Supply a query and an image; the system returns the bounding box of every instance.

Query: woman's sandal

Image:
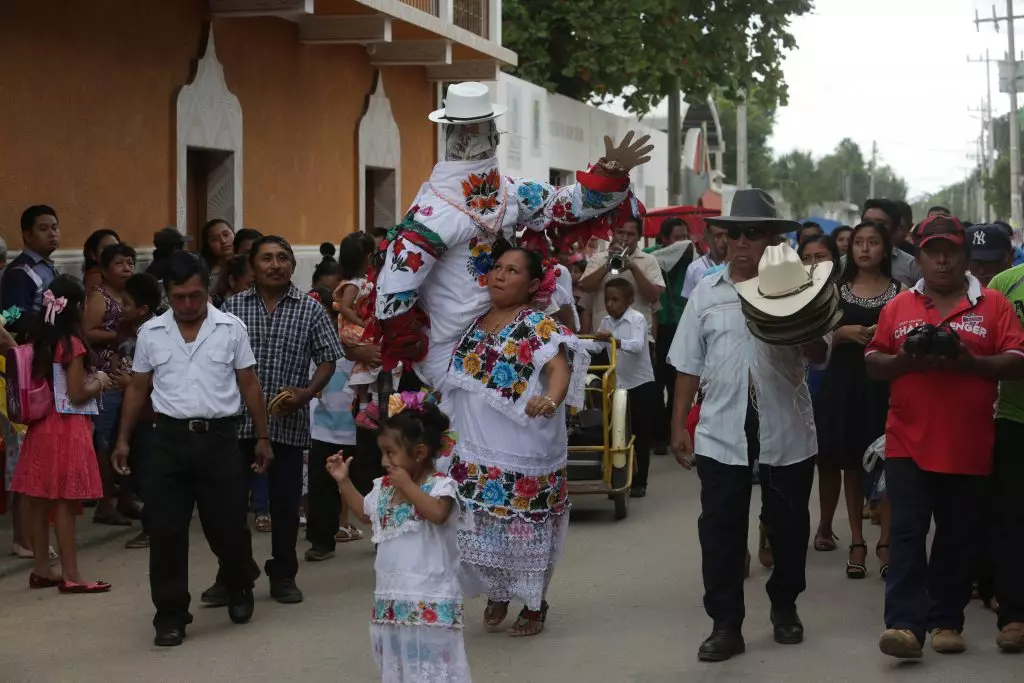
[334,526,364,543]
[814,531,839,552]
[58,579,112,594]
[484,600,509,630]
[509,601,549,637]
[876,543,890,580]
[846,543,868,579]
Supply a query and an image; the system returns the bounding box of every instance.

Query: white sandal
[334,526,364,543]
[11,544,57,560]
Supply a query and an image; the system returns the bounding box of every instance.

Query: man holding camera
[579,217,665,336]
[865,214,1024,659]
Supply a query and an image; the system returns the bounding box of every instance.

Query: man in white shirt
[682,222,728,299]
[113,252,273,647]
[583,278,658,497]
[579,217,665,337]
[668,189,828,662]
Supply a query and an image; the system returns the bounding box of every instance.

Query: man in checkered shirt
[203,235,343,606]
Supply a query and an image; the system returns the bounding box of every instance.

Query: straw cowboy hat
[745,290,843,346]
[735,243,834,319]
[706,188,802,233]
[428,81,508,124]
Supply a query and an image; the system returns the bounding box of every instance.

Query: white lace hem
[452,439,568,478]
[371,624,472,683]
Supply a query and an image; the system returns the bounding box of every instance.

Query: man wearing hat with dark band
[669,188,831,662]
[967,223,1014,287]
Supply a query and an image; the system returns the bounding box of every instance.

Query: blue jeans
[251,472,269,515]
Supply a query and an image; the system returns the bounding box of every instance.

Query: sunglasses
[726,225,770,241]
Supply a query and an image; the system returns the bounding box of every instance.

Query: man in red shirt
[865,214,1024,659]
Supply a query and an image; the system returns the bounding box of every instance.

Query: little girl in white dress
[327,391,473,683]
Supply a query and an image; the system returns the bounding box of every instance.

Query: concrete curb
[0,525,135,579]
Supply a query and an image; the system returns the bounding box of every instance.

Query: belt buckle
[188,419,210,434]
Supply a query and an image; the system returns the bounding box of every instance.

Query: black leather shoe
[201,582,228,607]
[270,578,304,604]
[153,614,193,647]
[228,588,255,624]
[697,628,746,662]
[771,607,804,644]
[630,486,647,498]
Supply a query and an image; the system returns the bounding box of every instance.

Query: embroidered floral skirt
[370,623,471,683]
[450,456,570,610]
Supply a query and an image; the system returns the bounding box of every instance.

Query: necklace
[481,306,525,335]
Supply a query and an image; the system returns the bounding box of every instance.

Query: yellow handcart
[566,337,635,519]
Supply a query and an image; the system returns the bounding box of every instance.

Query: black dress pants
[148,416,255,630]
[986,419,1024,629]
[695,401,815,629]
[306,439,353,552]
[653,323,677,444]
[628,381,660,488]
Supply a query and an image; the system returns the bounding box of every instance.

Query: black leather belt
[155,415,237,434]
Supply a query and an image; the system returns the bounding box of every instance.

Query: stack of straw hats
[735,243,840,346]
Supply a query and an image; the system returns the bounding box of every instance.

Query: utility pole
[977,2,1024,233]
[968,49,997,220]
[667,78,682,205]
[868,140,877,197]
[736,91,749,189]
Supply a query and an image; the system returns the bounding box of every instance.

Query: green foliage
[768,139,908,217]
[502,0,813,116]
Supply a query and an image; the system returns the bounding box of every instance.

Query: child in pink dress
[11,275,113,593]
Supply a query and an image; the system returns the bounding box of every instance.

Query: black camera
[902,324,960,358]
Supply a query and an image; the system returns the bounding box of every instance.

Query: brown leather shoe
[997,623,1024,653]
[930,628,966,654]
[879,629,922,659]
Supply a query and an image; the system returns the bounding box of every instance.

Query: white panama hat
[428,81,508,124]
[734,243,834,319]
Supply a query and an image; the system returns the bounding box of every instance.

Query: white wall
[488,74,671,209]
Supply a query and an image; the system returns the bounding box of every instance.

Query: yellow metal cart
[566,337,635,519]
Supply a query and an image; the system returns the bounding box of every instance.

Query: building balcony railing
[399,0,489,39]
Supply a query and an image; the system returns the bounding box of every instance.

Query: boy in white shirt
[583,278,658,497]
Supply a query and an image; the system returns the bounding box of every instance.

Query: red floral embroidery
[516,340,533,365]
[421,607,438,624]
[404,251,424,272]
[420,206,434,217]
[514,477,539,499]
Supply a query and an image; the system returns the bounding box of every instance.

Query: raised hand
[602,131,654,172]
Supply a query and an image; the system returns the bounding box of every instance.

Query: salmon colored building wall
[0,1,436,251]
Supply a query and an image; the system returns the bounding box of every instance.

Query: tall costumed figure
[366,81,654,389]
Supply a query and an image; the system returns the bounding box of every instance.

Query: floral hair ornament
[387,390,440,418]
[532,263,559,310]
[42,290,67,325]
[0,306,21,327]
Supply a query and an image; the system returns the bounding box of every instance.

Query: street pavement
[1,456,1019,682]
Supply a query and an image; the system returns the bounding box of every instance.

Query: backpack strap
[1004,272,1024,299]
[13,263,43,291]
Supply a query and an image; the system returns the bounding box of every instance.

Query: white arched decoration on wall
[176,27,244,234]
[358,72,401,232]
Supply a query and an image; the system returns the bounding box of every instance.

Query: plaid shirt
[224,284,343,447]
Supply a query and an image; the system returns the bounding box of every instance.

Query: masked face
[444,121,500,161]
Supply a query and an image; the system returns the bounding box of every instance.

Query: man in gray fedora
[669,188,830,662]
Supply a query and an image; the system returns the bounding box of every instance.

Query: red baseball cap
[915,214,965,248]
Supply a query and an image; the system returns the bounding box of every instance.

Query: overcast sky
[771,0,1009,198]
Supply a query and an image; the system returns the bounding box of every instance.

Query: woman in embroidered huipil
[367,81,652,388]
[440,247,589,637]
[328,393,471,683]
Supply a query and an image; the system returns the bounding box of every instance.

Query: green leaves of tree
[502,0,813,116]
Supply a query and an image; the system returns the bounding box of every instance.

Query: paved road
[0,457,1017,682]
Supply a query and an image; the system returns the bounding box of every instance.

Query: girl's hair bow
[42,290,67,325]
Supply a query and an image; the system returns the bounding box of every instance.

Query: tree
[715,97,776,188]
[772,150,817,217]
[502,0,813,115]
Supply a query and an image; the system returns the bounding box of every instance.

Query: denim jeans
[251,473,269,515]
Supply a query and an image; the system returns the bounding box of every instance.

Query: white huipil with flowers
[438,308,589,610]
[372,155,631,387]
[366,469,476,683]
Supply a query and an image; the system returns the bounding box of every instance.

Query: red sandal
[29,573,61,589]
[58,579,112,594]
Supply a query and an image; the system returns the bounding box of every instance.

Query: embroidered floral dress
[370,157,635,386]
[439,308,589,610]
[336,277,380,386]
[366,472,473,683]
